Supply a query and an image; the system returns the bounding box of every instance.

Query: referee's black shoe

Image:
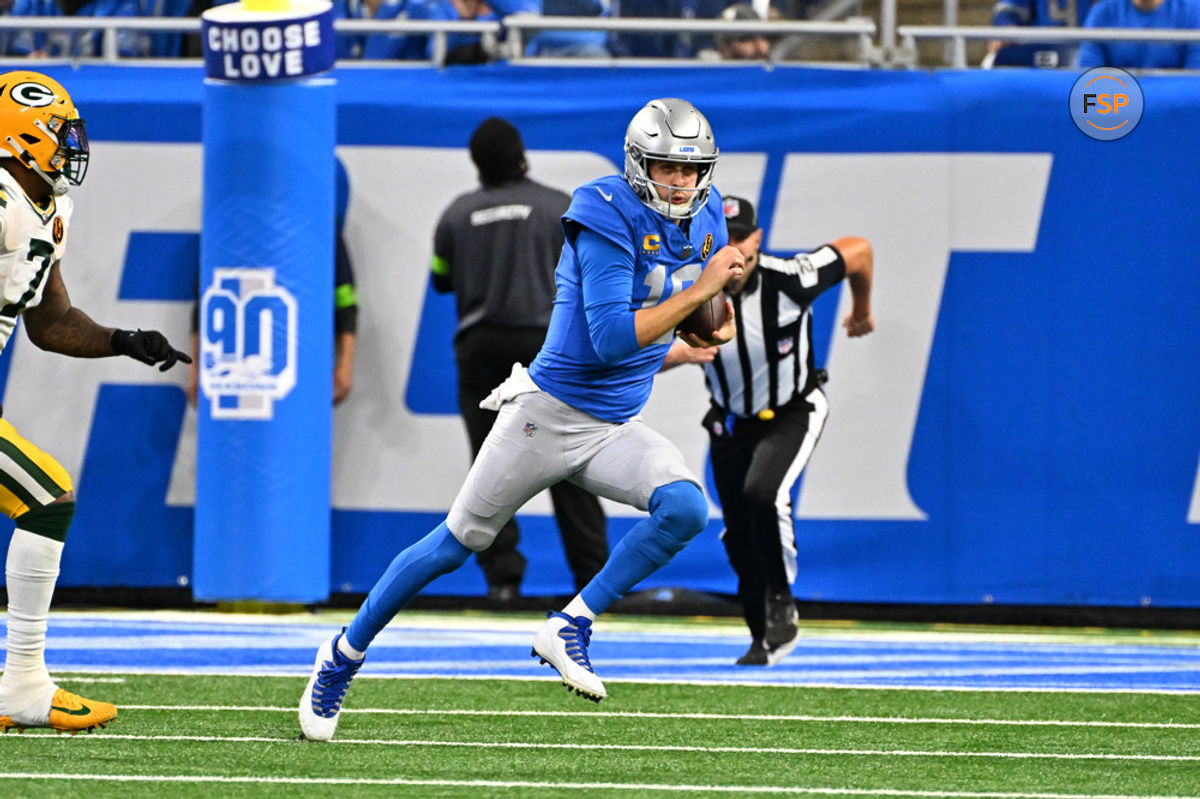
[765,591,799,649]
[736,640,769,666]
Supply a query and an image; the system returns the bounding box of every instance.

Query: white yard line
[0,773,1195,798]
[117,704,1200,729]
[6,732,1199,762]
[44,667,1200,694]
[24,609,1200,647]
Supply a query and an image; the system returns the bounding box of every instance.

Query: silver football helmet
[624,98,718,220]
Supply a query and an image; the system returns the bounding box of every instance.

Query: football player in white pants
[0,71,190,734]
[301,97,743,742]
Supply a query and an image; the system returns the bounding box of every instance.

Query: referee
[702,196,875,666]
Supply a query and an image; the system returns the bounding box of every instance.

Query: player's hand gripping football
[679,245,743,348]
[111,328,193,372]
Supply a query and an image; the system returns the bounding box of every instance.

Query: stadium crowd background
[1,0,1197,69]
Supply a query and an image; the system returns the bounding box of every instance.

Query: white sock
[562,595,596,622]
[1,529,63,716]
[336,635,365,661]
[0,527,61,719]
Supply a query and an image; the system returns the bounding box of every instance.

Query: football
[677,291,728,340]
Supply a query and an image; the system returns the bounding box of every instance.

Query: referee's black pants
[708,389,827,641]
[455,323,609,594]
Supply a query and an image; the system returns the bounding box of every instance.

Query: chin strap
[3,138,68,196]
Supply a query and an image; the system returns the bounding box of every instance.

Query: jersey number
[640,262,703,308]
[0,239,55,319]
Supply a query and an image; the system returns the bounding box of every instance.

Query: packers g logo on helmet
[0,71,89,196]
[11,82,56,108]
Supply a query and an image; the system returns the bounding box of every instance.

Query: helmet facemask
[46,114,88,188]
[625,149,716,220]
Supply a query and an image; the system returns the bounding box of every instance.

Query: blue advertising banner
[4,64,1197,607]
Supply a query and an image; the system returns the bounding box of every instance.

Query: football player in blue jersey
[300,98,744,741]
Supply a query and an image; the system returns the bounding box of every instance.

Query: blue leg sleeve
[580,480,708,615]
[345,521,471,652]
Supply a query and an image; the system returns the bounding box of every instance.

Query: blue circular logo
[1069,67,1143,141]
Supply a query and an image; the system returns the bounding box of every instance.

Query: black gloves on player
[110,328,192,372]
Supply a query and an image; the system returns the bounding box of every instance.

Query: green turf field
[4,669,1200,798]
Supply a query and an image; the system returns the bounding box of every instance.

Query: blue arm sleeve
[576,227,640,364]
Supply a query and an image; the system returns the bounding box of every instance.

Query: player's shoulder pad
[564,175,638,257]
[696,188,729,251]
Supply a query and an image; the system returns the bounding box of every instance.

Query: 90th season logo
[199,268,298,420]
[1070,67,1144,141]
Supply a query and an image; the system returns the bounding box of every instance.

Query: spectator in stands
[9,0,142,58]
[526,0,611,57]
[609,0,729,58]
[987,0,1095,67]
[1078,0,1200,68]
[330,0,385,58]
[696,2,772,60]
[138,0,199,58]
[0,0,16,55]
[365,0,533,63]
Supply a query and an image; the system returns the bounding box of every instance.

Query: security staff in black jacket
[702,196,874,665]
[431,117,608,603]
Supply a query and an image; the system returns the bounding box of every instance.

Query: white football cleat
[531,611,607,702]
[299,630,364,742]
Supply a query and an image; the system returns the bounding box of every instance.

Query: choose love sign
[201,0,335,82]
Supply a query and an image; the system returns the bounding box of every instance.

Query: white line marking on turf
[53,677,127,684]
[0,774,1194,798]
[8,733,1199,762]
[38,668,1200,695]
[120,704,1200,730]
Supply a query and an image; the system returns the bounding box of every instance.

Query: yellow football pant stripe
[0,418,73,518]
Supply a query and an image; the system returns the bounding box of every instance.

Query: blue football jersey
[529,174,727,423]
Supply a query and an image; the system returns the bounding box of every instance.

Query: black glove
[110,328,192,372]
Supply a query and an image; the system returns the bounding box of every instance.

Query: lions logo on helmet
[0,71,88,197]
[624,98,718,220]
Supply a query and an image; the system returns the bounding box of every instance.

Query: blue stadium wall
[2,64,1198,608]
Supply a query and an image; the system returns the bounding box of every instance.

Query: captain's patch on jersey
[52,216,63,244]
[701,233,713,259]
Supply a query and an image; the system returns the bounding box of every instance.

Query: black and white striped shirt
[703,244,846,418]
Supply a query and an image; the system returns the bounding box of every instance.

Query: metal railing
[1,12,1199,71]
[900,24,1200,69]
[500,13,877,64]
[0,14,877,66]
